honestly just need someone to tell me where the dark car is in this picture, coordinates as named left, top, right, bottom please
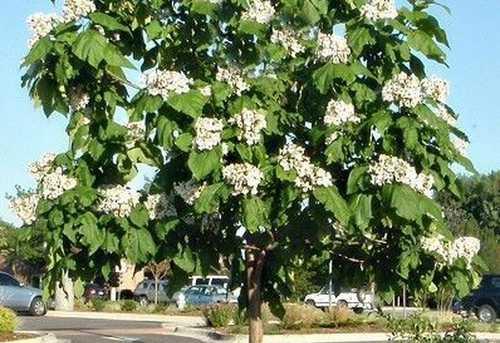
left=84, top=283, right=108, bottom=302
left=456, top=274, right=500, bottom=322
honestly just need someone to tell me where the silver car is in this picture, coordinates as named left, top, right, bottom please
left=0, top=272, right=46, bottom=316
left=172, top=285, right=237, bottom=307
left=133, top=280, right=169, bottom=306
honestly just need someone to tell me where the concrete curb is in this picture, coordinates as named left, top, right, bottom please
left=13, top=333, right=58, bottom=343
left=47, top=310, right=206, bottom=326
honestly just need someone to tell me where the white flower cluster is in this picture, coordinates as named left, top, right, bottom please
left=216, top=67, right=250, bottom=96
left=436, top=105, right=457, bottom=127
left=174, top=180, right=207, bottom=205
left=422, top=234, right=480, bottom=267
left=229, top=108, right=267, bottom=146
left=452, top=136, right=468, bottom=156
left=270, top=28, right=305, bottom=58
left=126, top=121, right=146, bottom=141
left=324, top=100, right=360, bottom=126
left=29, top=153, right=56, bottom=181
left=382, top=72, right=423, bottom=108
left=145, top=193, right=176, bottom=220
left=360, top=0, right=398, bottom=21
left=143, top=70, right=193, bottom=99
left=62, top=0, right=97, bottom=22
left=97, top=185, right=140, bottom=218
left=194, top=117, right=224, bottom=151
left=9, top=194, right=40, bottom=225
left=27, top=13, right=61, bottom=48
left=278, top=143, right=333, bottom=192
left=222, top=163, right=263, bottom=196
left=40, top=167, right=78, bottom=200
left=368, top=154, right=434, bottom=197
left=316, top=32, right=351, bottom=64
left=421, top=76, right=449, bottom=103
left=241, top=0, right=275, bottom=24
left=200, top=85, right=212, bottom=97
left=69, top=87, right=90, bottom=112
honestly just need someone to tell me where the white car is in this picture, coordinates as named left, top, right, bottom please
left=304, top=285, right=374, bottom=313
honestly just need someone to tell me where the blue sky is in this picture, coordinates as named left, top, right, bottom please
left=1, top=1, right=499, bottom=224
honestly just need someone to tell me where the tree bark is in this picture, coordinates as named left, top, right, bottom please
left=154, top=276, right=159, bottom=305
left=246, top=249, right=266, bottom=343
left=54, top=270, right=74, bottom=311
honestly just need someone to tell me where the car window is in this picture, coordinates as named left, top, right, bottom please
left=211, top=278, right=226, bottom=286
left=0, top=274, right=20, bottom=287
left=195, top=278, right=209, bottom=285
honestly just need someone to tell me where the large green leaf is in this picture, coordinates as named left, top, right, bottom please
left=72, top=30, right=107, bottom=67
left=89, top=13, right=130, bottom=32
left=129, top=206, right=149, bottom=227
left=188, top=148, right=221, bottom=180
left=312, top=63, right=356, bottom=93
left=347, top=166, right=369, bottom=195
left=348, top=26, right=375, bottom=55
left=122, top=228, right=156, bottom=263
left=167, top=90, right=207, bottom=118
left=350, top=194, right=373, bottom=230
left=174, top=245, right=196, bottom=273
left=23, top=38, right=52, bottom=66
left=313, top=187, right=350, bottom=225
left=242, top=197, right=270, bottom=233
left=156, top=116, right=178, bottom=149
left=194, top=182, right=228, bottom=214
left=79, top=212, right=105, bottom=254
left=383, top=184, right=420, bottom=221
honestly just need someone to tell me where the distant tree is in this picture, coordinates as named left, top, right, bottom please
left=144, top=260, right=170, bottom=305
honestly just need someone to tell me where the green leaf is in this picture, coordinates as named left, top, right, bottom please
left=191, top=0, right=217, bottom=15
left=175, top=133, right=193, bottom=152
left=348, top=26, right=375, bottom=55
left=347, top=166, right=369, bottom=195
left=129, top=206, right=149, bottom=227
left=104, top=44, right=134, bottom=68
left=79, top=212, right=105, bottom=254
left=174, top=245, right=196, bottom=273
left=155, top=219, right=180, bottom=240
left=89, top=13, right=130, bottom=32
left=48, top=209, right=64, bottom=227
left=157, top=116, right=178, bottom=149
left=194, top=183, right=227, bottom=214
left=242, top=197, right=270, bottom=233
left=167, top=90, right=207, bottom=118
left=238, top=20, right=266, bottom=37
left=312, top=63, right=355, bottom=93
left=123, top=228, right=156, bottom=263
left=23, top=38, right=52, bottom=65
left=350, top=194, right=373, bottom=230
left=188, top=148, right=221, bottom=180
left=408, top=31, right=446, bottom=64
left=72, top=30, right=107, bottom=67
left=103, top=232, right=119, bottom=253
left=313, top=187, right=350, bottom=225
left=383, top=184, right=419, bottom=221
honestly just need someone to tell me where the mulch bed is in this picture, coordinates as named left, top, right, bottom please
left=0, top=333, right=36, bottom=342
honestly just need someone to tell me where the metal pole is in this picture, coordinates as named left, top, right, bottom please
left=328, top=259, right=333, bottom=310
left=403, top=284, right=407, bottom=319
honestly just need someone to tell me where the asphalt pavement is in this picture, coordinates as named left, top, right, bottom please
left=18, top=316, right=203, bottom=343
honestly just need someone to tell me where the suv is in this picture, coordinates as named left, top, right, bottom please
left=133, top=280, right=169, bottom=306
left=0, top=272, right=46, bottom=316
left=456, top=274, right=500, bottom=322
left=304, top=284, right=374, bottom=313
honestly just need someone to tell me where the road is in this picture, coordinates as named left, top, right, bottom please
left=18, top=316, right=203, bottom=343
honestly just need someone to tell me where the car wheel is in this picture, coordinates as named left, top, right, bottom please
left=29, top=297, right=46, bottom=316
left=138, top=296, right=149, bottom=307
left=337, top=300, right=348, bottom=308
left=305, top=300, right=316, bottom=308
left=477, top=305, right=497, bottom=323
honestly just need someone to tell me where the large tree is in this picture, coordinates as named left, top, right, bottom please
left=13, top=0, right=483, bottom=341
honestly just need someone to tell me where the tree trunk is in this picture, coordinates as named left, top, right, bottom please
left=246, top=249, right=266, bottom=343
left=154, top=276, right=159, bottom=305
left=54, top=270, right=74, bottom=311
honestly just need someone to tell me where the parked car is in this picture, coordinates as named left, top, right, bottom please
left=189, top=275, right=230, bottom=288
left=172, top=285, right=237, bottom=308
left=0, top=272, right=46, bottom=316
left=454, top=274, right=500, bottom=322
left=84, top=283, right=108, bottom=302
left=304, top=283, right=374, bottom=313
left=133, top=279, right=169, bottom=306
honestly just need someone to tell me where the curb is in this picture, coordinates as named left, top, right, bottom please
left=13, top=333, right=58, bottom=343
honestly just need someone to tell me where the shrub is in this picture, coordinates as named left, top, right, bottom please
left=0, top=307, right=17, bottom=333
left=102, top=301, right=122, bottom=312
left=232, top=308, right=248, bottom=326
left=281, top=304, right=325, bottom=330
left=91, top=299, right=106, bottom=312
left=203, top=304, right=236, bottom=328
left=121, top=300, right=138, bottom=312
left=153, top=304, right=168, bottom=314
left=325, top=306, right=353, bottom=327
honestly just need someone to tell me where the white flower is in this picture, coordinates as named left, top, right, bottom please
left=368, top=154, right=434, bottom=197
left=421, top=76, right=449, bottom=103
left=451, top=237, right=480, bottom=267
left=97, top=185, right=140, bottom=218
left=200, top=85, right=212, bottom=97
left=126, top=121, right=146, bottom=141
left=278, top=143, right=333, bottom=192
left=324, top=100, right=360, bottom=126
left=270, top=28, right=305, bottom=58
left=145, top=193, right=176, bottom=220
left=382, top=72, right=423, bottom=108
left=452, top=136, right=468, bottom=156
left=142, top=70, right=193, bottom=99
left=26, top=13, right=61, bottom=48
left=40, top=167, right=78, bottom=200
left=194, top=117, right=224, bottom=151
left=423, top=234, right=480, bottom=268
left=9, top=194, right=39, bottom=225
left=69, top=87, right=90, bottom=112
left=241, top=0, right=275, bottom=24
left=316, top=32, right=351, bottom=64
left=436, top=104, right=457, bottom=127
left=223, top=163, right=263, bottom=196
left=216, top=67, right=249, bottom=96
left=229, top=108, right=267, bottom=146
left=62, top=0, right=97, bottom=22
left=29, top=153, right=56, bottom=181
left=360, top=0, right=398, bottom=21
left=174, top=180, right=207, bottom=205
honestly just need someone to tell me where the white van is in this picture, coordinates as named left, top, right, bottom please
left=189, top=275, right=230, bottom=288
